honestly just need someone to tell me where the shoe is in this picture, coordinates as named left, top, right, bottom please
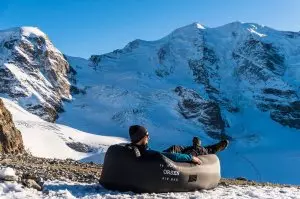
left=204, top=139, right=229, bottom=154
left=215, top=139, right=229, bottom=152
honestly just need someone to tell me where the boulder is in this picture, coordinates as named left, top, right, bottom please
left=0, top=99, right=24, bottom=154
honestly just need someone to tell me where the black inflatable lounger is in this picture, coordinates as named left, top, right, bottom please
left=100, top=144, right=221, bottom=193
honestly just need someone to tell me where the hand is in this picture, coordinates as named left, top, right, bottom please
left=192, top=156, right=202, bottom=165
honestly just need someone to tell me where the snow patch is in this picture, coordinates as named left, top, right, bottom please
left=196, top=23, right=205, bottom=29
left=4, top=63, right=45, bottom=102
left=248, top=28, right=267, bottom=37
left=21, top=27, right=46, bottom=38
left=0, top=180, right=300, bottom=198
left=0, top=168, right=17, bottom=180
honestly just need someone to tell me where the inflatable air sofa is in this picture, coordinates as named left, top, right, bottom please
left=100, top=144, right=221, bottom=193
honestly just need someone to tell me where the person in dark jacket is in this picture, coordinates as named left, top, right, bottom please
left=129, top=125, right=202, bottom=164
left=163, top=136, right=229, bottom=155
left=129, top=125, right=229, bottom=164
left=163, top=137, right=209, bottom=156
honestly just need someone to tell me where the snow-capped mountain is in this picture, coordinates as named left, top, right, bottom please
left=1, top=22, right=300, bottom=184
left=87, top=22, right=300, bottom=134
left=60, top=22, right=300, bottom=141
left=0, top=27, right=73, bottom=122
left=62, top=22, right=300, bottom=184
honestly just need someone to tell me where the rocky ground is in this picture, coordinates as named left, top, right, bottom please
left=219, top=178, right=300, bottom=189
left=0, top=153, right=299, bottom=191
left=0, top=153, right=101, bottom=185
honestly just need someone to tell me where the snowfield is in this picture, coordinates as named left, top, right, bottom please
left=2, top=97, right=300, bottom=198
left=0, top=180, right=300, bottom=199
left=1, top=97, right=127, bottom=162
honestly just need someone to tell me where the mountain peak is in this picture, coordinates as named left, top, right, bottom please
left=216, top=21, right=264, bottom=30
left=0, top=25, right=71, bottom=122
left=0, top=26, right=47, bottom=43
left=20, top=26, right=46, bottom=38
left=166, top=22, right=206, bottom=40
left=194, top=22, right=206, bottom=29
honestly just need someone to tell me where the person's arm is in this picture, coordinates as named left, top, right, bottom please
left=161, top=152, right=201, bottom=164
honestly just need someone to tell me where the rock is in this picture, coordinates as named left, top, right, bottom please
left=66, top=142, right=97, bottom=153
left=22, top=179, right=42, bottom=191
left=0, top=99, right=24, bottom=154
left=235, top=177, right=248, bottom=181
left=1, top=158, right=12, bottom=164
left=0, top=175, right=18, bottom=181
left=22, top=173, right=38, bottom=180
left=219, top=181, right=229, bottom=186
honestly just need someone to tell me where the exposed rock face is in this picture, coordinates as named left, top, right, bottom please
left=66, top=142, right=97, bottom=153
left=0, top=27, right=72, bottom=122
left=0, top=99, right=24, bottom=154
left=188, top=47, right=239, bottom=113
left=257, top=89, right=300, bottom=129
left=233, top=36, right=300, bottom=129
left=174, top=86, right=229, bottom=139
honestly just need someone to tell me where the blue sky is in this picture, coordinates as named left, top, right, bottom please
left=0, top=0, right=299, bottom=58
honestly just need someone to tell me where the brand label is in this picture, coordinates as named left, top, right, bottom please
left=163, top=169, right=180, bottom=176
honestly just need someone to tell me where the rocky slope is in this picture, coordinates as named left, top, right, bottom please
left=0, top=99, right=24, bottom=154
left=0, top=153, right=100, bottom=184
left=174, top=86, right=228, bottom=139
left=0, top=27, right=73, bottom=122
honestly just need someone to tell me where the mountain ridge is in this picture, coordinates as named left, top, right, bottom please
left=0, top=26, right=72, bottom=122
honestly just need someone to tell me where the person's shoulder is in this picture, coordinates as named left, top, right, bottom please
left=146, top=148, right=159, bottom=154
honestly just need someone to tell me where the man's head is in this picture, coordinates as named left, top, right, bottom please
left=129, top=125, right=149, bottom=145
left=193, top=137, right=201, bottom=147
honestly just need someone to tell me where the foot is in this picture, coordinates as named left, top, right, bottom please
left=215, top=139, right=229, bottom=152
